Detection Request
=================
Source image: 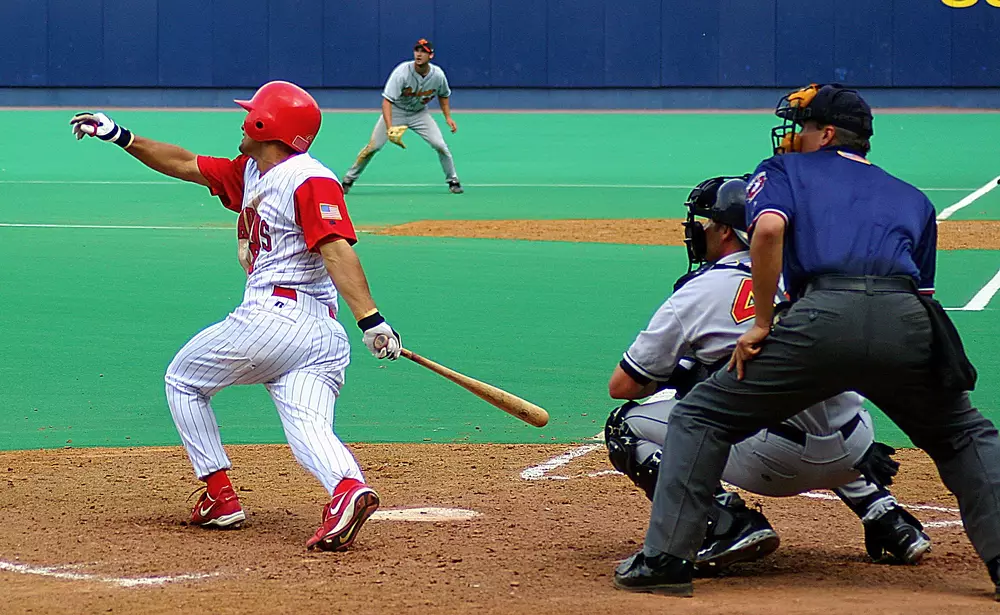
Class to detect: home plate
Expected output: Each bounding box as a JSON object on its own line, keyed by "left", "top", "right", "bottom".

{"left": 370, "top": 507, "right": 480, "bottom": 522}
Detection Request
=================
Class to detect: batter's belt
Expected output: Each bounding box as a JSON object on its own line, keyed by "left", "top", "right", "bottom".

{"left": 271, "top": 286, "right": 338, "bottom": 320}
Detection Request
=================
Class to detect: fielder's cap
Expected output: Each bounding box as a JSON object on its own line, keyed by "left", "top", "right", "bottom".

{"left": 777, "top": 83, "right": 873, "bottom": 138}
{"left": 415, "top": 38, "right": 434, "bottom": 53}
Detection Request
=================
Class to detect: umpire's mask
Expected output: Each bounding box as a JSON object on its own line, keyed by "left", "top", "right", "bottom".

{"left": 682, "top": 176, "right": 750, "bottom": 271}
{"left": 771, "top": 83, "right": 873, "bottom": 155}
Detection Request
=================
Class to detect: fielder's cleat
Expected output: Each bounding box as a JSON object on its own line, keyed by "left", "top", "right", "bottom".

{"left": 613, "top": 550, "right": 693, "bottom": 596}
{"left": 695, "top": 495, "right": 780, "bottom": 573}
{"left": 189, "top": 485, "right": 246, "bottom": 529}
{"left": 342, "top": 178, "right": 354, "bottom": 194}
{"left": 306, "top": 479, "right": 380, "bottom": 552}
{"left": 448, "top": 180, "right": 464, "bottom": 194}
{"left": 863, "top": 506, "right": 931, "bottom": 564}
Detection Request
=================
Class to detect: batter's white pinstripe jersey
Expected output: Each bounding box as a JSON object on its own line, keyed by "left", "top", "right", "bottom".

{"left": 197, "top": 152, "right": 357, "bottom": 316}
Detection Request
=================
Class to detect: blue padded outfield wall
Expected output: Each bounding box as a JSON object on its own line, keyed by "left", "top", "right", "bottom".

{"left": 1, "top": 0, "right": 999, "bottom": 91}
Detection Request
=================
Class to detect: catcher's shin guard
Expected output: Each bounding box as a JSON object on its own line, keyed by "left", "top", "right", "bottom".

{"left": 605, "top": 402, "right": 660, "bottom": 500}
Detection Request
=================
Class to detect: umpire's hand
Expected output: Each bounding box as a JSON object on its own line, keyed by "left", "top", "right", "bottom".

{"left": 728, "top": 323, "right": 770, "bottom": 380}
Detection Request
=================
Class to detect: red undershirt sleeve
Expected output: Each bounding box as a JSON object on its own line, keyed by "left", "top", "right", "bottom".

{"left": 196, "top": 154, "right": 249, "bottom": 213}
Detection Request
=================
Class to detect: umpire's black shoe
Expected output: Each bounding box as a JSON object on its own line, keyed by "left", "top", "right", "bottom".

{"left": 863, "top": 506, "right": 931, "bottom": 564}
{"left": 695, "top": 496, "right": 780, "bottom": 574}
{"left": 448, "top": 180, "right": 464, "bottom": 194}
{"left": 613, "top": 550, "right": 693, "bottom": 597}
{"left": 987, "top": 556, "right": 1000, "bottom": 601}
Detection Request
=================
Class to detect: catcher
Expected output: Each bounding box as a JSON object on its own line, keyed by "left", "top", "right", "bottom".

{"left": 342, "top": 38, "right": 462, "bottom": 195}
{"left": 606, "top": 176, "right": 931, "bottom": 574}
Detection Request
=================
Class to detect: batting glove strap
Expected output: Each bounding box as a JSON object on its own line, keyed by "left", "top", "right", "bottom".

{"left": 104, "top": 125, "right": 134, "bottom": 149}
{"left": 357, "top": 311, "right": 386, "bottom": 331}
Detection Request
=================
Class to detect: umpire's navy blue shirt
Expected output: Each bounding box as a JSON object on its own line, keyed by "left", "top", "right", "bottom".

{"left": 745, "top": 145, "right": 937, "bottom": 299}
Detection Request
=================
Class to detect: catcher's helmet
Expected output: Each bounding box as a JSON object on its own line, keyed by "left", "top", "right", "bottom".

{"left": 235, "top": 81, "right": 322, "bottom": 153}
{"left": 771, "top": 83, "right": 873, "bottom": 155}
{"left": 683, "top": 176, "right": 749, "bottom": 269}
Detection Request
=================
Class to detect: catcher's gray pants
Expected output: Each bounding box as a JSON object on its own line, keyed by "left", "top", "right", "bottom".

{"left": 624, "top": 397, "right": 879, "bottom": 502}
{"left": 344, "top": 107, "right": 458, "bottom": 183}
{"left": 644, "top": 289, "right": 1000, "bottom": 564}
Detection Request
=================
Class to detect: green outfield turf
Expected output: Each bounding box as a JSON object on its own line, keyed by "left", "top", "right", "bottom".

{"left": 0, "top": 110, "right": 997, "bottom": 450}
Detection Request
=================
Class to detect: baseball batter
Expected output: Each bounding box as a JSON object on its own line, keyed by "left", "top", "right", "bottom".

{"left": 70, "top": 81, "right": 401, "bottom": 552}
{"left": 342, "top": 38, "right": 462, "bottom": 194}
{"left": 606, "top": 177, "right": 931, "bottom": 571}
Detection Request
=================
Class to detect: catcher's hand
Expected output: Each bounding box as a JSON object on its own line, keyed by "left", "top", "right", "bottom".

{"left": 854, "top": 442, "right": 900, "bottom": 487}
{"left": 387, "top": 125, "right": 407, "bottom": 149}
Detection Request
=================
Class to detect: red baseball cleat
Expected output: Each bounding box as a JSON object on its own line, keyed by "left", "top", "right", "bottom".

{"left": 306, "top": 479, "right": 380, "bottom": 551}
{"left": 189, "top": 485, "right": 246, "bottom": 529}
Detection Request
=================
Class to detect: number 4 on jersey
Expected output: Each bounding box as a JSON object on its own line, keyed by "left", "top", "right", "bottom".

{"left": 731, "top": 278, "right": 756, "bottom": 324}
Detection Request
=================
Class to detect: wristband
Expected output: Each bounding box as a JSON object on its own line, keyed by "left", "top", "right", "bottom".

{"left": 99, "top": 124, "right": 135, "bottom": 149}
{"left": 357, "top": 311, "right": 384, "bottom": 331}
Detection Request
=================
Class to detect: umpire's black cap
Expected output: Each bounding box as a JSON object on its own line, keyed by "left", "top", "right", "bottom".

{"left": 415, "top": 38, "right": 434, "bottom": 53}
{"left": 776, "top": 83, "right": 874, "bottom": 138}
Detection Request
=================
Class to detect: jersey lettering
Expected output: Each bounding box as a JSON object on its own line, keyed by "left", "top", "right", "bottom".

{"left": 731, "top": 278, "right": 756, "bottom": 324}
{"left": 242, "top": 208, "right": 273, "bottom": 272}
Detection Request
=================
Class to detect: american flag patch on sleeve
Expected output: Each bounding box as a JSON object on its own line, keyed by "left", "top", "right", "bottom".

{"left": 319, "top": 203, "right": 343, "bottom": 221}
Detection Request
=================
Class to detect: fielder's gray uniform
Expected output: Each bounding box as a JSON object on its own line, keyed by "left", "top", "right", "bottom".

{"left": 344, "top": 61, "right": 458, "bottom": 183}
{"left": 619, "top": 250, "right": 883, "bottom": 503}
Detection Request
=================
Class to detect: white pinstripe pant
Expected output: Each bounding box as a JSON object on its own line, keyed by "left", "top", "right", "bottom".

{"left": 164, "top": 295, "right": 362, "bottom": 494}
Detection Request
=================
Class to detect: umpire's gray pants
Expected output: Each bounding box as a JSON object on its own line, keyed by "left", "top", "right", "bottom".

{"left": 645, "top": 290, "right": 1000, "bottom": 563}
{"left": 344, "top": 107, "right": 458, "bottom": 183}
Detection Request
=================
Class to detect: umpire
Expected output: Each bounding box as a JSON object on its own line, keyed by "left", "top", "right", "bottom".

{"left": 613, "top": 83, "right": 1000, "bottom": 599}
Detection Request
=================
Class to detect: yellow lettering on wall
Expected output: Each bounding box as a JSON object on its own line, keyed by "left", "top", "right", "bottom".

{"left": 986, "top": 0, "right": 1000, "bottom": 7}
{"left": 941, "top": 0, "right": 979, "bottom": 7}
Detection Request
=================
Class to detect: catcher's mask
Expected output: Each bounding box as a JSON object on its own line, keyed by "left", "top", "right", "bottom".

{"left": 771, "top": 83, "right": 874, "bottom": 155}
{"left": 683, "top": 176, "right": 750, "bottom": 271}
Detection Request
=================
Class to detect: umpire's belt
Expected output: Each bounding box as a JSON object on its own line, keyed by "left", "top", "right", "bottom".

{"left": 805, "top": 275, "right": 915, "bottom": 295}
{"left": 767, "top": 413, "right": 862, "bottom": 447}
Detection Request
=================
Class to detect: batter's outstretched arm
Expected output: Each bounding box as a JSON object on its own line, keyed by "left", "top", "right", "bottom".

{"left": 70, "top": 112, "right": 209, "bottom": 186}
{"left": 318, "top": 238, "right": 379, "bottom": 320}
{"left": 124, "top": 136, "right": 209, "bottom": 186}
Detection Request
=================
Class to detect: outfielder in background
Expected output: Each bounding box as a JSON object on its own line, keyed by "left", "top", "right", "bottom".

{"left": 606, "top": 177, "right": 930, "bottom": 575}
{"left": 343, "top": 38, "right": 463, "bottom": 195}
{"left": 70, "top": 81, "right": 402, "bottom": 552}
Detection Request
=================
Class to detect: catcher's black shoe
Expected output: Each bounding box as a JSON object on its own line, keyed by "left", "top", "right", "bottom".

{"left": 448, "top": 180, "right": 464, "bottom": 194}
{"left": 342, "top": 178, "right": 354, "bottom": 194}
{"left": 863, "top": 506, "right": 931, "bottom": 564}
{"left": 695, "top": 493, "right": 780, "bottom": 574}
{"left": 613, "top": 549, "right": 693, "bottom": 597}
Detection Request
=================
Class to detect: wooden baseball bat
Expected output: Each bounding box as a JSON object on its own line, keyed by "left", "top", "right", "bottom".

{"left": 399, "top": 347, "right": 550, "bottom": 428}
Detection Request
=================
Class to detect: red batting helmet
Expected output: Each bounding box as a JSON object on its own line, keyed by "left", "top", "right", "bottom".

{"left": 234, "top": 81, "right": 322, "bottom": 152}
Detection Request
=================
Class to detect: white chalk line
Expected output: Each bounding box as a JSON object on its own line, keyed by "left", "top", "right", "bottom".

{"left": 961, "top": 267, "right": 1000, "bottom": 311}
{"left": 943, "top": 266, "right": 1000, "bottom": 312}
{"left": 521, "top": 441, "right": 963, "bottom": 527}
{"left": 0, "top": 179, "right": 977, "bottom": 191}
{"left": 0, "top": 560, "right": 218, "bottom": 588}
{"left": 936, "top": 175, "right": 1000, "bottom": 220}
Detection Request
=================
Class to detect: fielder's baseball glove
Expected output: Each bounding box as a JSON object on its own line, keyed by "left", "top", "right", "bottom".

{"left": 387, "top": 125, "right": 408, "bottom": 149}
